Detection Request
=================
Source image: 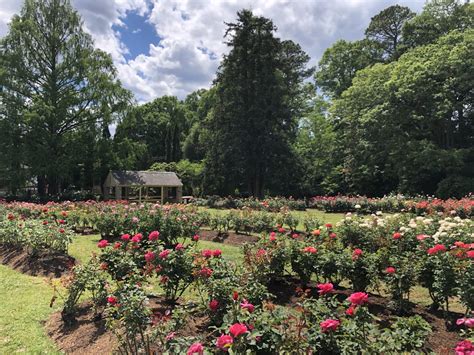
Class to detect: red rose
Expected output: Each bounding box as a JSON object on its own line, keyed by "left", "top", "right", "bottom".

{"left": 329, "top": 232, "right": 337, "bottom": 239}
{"left": 256, "top": 249, "right": 267, "bottom": 257}
{"left": 317, "top": 283, "right": 334, "bottom": 295}
{"left": 348, "top": 292, "right": 369, "bottom": 306}
{"left": 121, "top": 234, "right": 130, "bottom": 241}
{"left": 209, "top": 299, "right": 219, "bottom": 311}
{"left": 385, "top": 266, "right": 396, "bottom": 274}
{"left": 325, "top": 223, "right": 332, "bottom": 229}
{"left": 232, "top": 291, "right": 239, "bottom": 301}
{"left": 392, "top": 232, "right": 402, "bottom": 240}
{"left": 346, "top": 305, "right": 356, "bottom": 316}
{"left": 427, "top": 244, "right": 447, "bottom": 255}
{"left": 202, "top": 249, "right": 213, "bottom": 258}
{"left": 175, "top": 243, "right": 185, "bottom": 251}
{"left": 59, "top": 228, "right": 65, "bottom": 234}
{"left": 229, "top": 323, "right": 248, "bottom": 337}
{"left": 467, "top": 250, "right": 474, "bottom": 258}
{"left": 42, "top": 220, "right": 49, "bottom": 225}
{"left": 193, "top": 234, "right": 200, "bottom": 241}
{"left": 107, "top": 296, "right": 118, "bottom": 305}
{"left": 352, "top": 248, "right": 363, "bottom": 260}
{"left": 303, "top": 246, "right": 317, "bottom": 254}
{"left": 114, "top": 242, "right": 122, "bottom": 249}
{"left": 131, "top": 233, "right": 143, "bottom": 243}
{"left": 97, "top": 239, "right": 109, "bottom": 248}
{"left": 320, "top": 319, "right": 340, "bottom": 332}
{"left": 213, "top": 249, "right": 222, "bottom": 257}
{"left": 7, "top": 213, "right": 15, "bottom": 221}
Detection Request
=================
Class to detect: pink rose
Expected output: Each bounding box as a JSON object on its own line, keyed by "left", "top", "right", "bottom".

{"left": 187, "top": 342, "right": 204, "bottom": 355}
{"left": 240, "top": 299, "right": 255, "bottom": 313}
{"left": 320, "top": 319, "right": 340, "bottom": 332}
{"left": 148, "top": 230, "right": 160, "bottom": 241}
{"left": 392, "top": 232, "right": 402, "bottom": 240}
{"left": 131, "top": 233, "right": 143, "bottom": 243}
{"left": 144, "top": 251, "right": 155, "bottom": 262}
{"left": 216, "top": 334, "right": 233, "bottom": 350}
{"left": 121, "top": 234, "right": 130, "bottom": 241}
{"left": 213, "top": 249, "right": 222, "bottom": 257}
{"left": 97, "top": 239, "right": 109, "bottom": 248}
{"left": 352, "top": 248, "right": 363, "bottom": 260}
{"left": 175, "top": 243, "right": 185, "bottom": 251}
{"left": 199, "top": 267, "right": 213, "bottom": 278}
{"left": 348, "top": 292, "right": 369, "bottom": 306}
{"left": 385, "top": 267, "right": 396, "bottom": 274}
{"left": 159, "top": 249, "right": 171, "bottom": 259}
{"left": 193, "top": 234, "right": 200, "bottom": 241}
{"left": 229, "top": 323, "right": 248, "bottom": 337}
{"left": 202, "top": 249, "right": 213, "bottom": 258}
{"left": 317, "top": 283, "right": 334, "bottom": 295}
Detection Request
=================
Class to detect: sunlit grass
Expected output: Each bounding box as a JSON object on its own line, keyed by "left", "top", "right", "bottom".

{"left": 0, "top": 265, "right": 60, "bottom": 354}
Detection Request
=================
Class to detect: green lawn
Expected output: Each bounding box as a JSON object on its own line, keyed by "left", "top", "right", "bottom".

{"left": 0, "top": 265, "right": 61, "bottom": 354}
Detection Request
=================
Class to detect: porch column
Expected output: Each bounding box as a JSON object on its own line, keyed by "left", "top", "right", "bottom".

{"left": 160, "top": 186, "right": 164, "bottom": 205}
{"left": 139, "top": 187, "right": 142, "bottom": 203}
{"left": 177, "top": 186, "right": 183, "bottom": 203}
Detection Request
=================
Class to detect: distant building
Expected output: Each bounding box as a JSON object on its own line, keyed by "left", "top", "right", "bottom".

{"left": 103, "top": 170, "right": 183, "bottom": 203}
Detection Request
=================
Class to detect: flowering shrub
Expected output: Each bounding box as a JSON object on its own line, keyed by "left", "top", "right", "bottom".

{"left": 0, "top": 213, "right": 73, "bottom": 255}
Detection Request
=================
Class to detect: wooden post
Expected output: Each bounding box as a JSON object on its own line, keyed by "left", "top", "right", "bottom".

{"left": 139, "top": 187, "right": 142, "bottom": 203}
{"left": 161, "top": 186, "right": 164, "bottom": 205}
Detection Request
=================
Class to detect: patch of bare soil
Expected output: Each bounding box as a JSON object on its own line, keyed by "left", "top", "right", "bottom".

{"left": 46, "top": 302, "right": 116, "bottom": 355}
{"left": 0, "top": 244, "right": 76, "bottom": 277}
{"left": 199, "top": 230, "right": 259, "bottom": 246}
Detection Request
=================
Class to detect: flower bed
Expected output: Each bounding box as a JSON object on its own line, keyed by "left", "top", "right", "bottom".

{"left": 54, "top": 213, "right": 474, "bottom": 353}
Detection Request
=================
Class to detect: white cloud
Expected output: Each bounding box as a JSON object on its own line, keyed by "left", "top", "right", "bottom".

{"left": 0, "top": 0, "right": 425, "bottom": 102}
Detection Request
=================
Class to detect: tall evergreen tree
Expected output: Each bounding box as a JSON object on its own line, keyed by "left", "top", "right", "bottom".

{"left": 0, "top": 0, "right": 130, "bottom": 196}
{"left": 204, "top": 10, "right": 313, "bottom": 197}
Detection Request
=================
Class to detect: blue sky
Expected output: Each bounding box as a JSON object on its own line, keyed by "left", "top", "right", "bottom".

{"left": 0, "top": 0, "right": 426, "bottom": 103}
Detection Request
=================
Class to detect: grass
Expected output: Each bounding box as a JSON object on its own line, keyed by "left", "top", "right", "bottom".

{"left": 0, "top": 265, "right": 60, "bottom": 354}
{"left": 200, "top": 207, "right": 345, "bottom": 231}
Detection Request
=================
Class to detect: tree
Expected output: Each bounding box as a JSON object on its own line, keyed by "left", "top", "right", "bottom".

{"left": 114, "top": 96, "right": 188, "bottom": 169}
{"left": 0, "top": 0, "right": 130, "bottom": 196}
{"left": 315, "top": 39, "right": 382, "bottom": 98}
{"left": 402, "top": 0, "right": 474, "bottom": 49}
{"left": 203, "top": 10, "right": 313, "bottom": 197}
{"left": 331, "top": 29, "right": 474, "bottom": 195}
{"left": 365, "top": 5, "right": 415, "bottom": 60}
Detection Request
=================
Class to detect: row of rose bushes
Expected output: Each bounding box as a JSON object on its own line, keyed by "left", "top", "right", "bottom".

{"left": 193, "top": 196, "right": 307, "bottom": 212}
{"left": 0, "top": 212, "right": 73, "bottom": 255}
{"left": 309, "top": 195, "right": 474, "bottom": 217}
{"left": 57, "top": 213, "right": 474, "bottom": 353}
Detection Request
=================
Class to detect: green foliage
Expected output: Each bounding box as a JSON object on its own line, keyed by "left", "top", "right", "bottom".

{"left": 149, "top": 159, "right": 204, "bottom": 196}
{"left": 0, "top": 0, "right": 131, "bottom": 197}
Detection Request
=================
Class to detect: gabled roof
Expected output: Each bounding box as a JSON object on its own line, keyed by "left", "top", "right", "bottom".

{"left": 106, "top": 171, "right": 183, "bottom": 187}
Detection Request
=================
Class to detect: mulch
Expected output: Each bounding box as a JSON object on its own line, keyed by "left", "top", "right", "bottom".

{"left": 198, "top": 230, "right": 259, "bottom": 246}
{"left": 0, "top": 244, "right": 76, "bottom": 278}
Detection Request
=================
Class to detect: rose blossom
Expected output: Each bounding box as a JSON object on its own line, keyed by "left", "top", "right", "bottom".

{"left": 131, "top": 233, "right": 143, "bottom": 243}
{"left": 121, "top": 233, "right": 130, "bottom": 241}
{"left": 303, "top": 246, "right": 317, "bottom": 254}
{"left": 312, "top": 229, "right": 321, "bottom": 236}
{"left": 199, "top": 267, "right": 213, "bottom": 278}
{"left": 193, "top": 234, "right": 200, "bottom": 241}
{"left": 346, "top": 305, "right": 356, "bottom": 316}
{"left": 348, "top": 292, "right": 369, "bottom": 306}
{"left": 240, "top": 299, "right": 255, "bottom": 313}
{"left": 202, "top": 249, "right": 213, "bottom": 258}
{"left": 320, "top": 319, "right": 340, "bottom": 332}
{"left": 107, "top": 296, "right": 118, "bottom": 305}
{"left": 209, "top": 299, "right": 219, "bottom": 311}
{"left": 187, "top": 342, "right": 204, "bottom": 355}
{"left": 427, "top": 244, "right": 447, "bottom": 255}
{"left": 148, "top": 230, "right": 160, "bottom": 241}
{"left": 392, "top": 232, "right": 402, "bottom": 240}
{"left": 455, "top": 340, "right": 473, "bottom": 354}
{"left": 317, "top": 283, "right": 334, "bottom": 295}
{"left": 216, "top": 334, "right": 233, "bottom": 350}
{"left": 385, "top": 266, "right": 396, "bottom": 274}
{"left": 232, "top": 291, "right": 239, "bottom": 301}
{"left": 213, "top": 249, "right": 222, "bottom": 257}
{"left": 97, "top": 239, "right": 109, "bottom": 248}
{"left": 144, "top": 251, "right": 155, "bottom": 262}
{"left": 159, "top": 249, "right": 171, "bottom": 259}
{"left": 352, "top": 248, "right": 363, "bottom": 260}
{"left": 229, "top": 323, "right": 248, "bottom": 337}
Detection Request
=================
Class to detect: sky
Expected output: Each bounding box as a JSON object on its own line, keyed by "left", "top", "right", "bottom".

{"left": 0, "top": 0, "right": 426, "bottom": 103}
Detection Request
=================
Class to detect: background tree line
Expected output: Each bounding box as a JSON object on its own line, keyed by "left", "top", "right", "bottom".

{"left": 0, "top": 0, "right": 473, "bottom": 200}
